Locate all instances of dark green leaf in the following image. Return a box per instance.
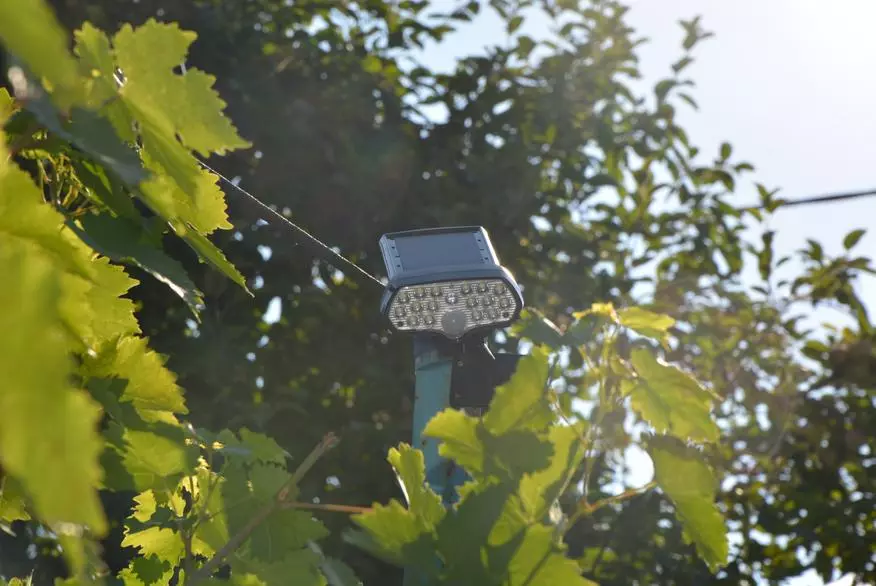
[843,229,866,250]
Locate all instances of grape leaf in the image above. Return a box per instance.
[0,242,107,536]
[423,410,552,481]
[0,88,16,120]
[422,409,483,474]
[66,250,141,347]
[0,158,93,280]
[121,426,193,494]
[617,307,676,341]
[518,424,585,521]
[239,428,291,465]
[131,490,157,523]
[320,558,361,586]
[66,108,147,186]
[218,463,328,562]
[483,347,553,435]
[122,527,185,564]
[119,556,174,586]
[139,154,232,234]
[73,23,136,142]
[387,444,444,525]
[648,436,728,571]
[0,476,30,523]
[629,348,719,443]
[112,19,250,157]
[347,501,434,567]
[85,335,187,416]
[499,525,597,586]
[177,226,251,293]
[0,0,83,108]
[229,550,325,586]
[437,483,514,581]
[74,212,204,312]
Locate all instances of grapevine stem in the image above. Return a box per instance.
[186,433,339,586]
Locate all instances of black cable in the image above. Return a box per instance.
[753,188,876,210]
[198,159,386,290]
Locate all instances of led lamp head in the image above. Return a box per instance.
[378,226,524,340]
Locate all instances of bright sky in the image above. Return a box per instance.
[413,2,876,585]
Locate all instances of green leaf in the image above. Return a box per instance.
[387,444,445,525]
[648,436,728,571]
[239,428,291,465]
[518,425,585,521]
[483,347,553,435]
[628,348,719,443]
[843,229,866,250]
[320,558,361,586]
[73,23,137,142]
[85,335,187,416]
[131,490,157,523]
[60,249,141,348]
[176,225,251,294]
[0,476,31,523]
[0,159,93,280]
[74,212,204,312]
[510,309,565,348]
[219,463,328,562]
[191,470,228,557]
[0,0,83,107]
[423,410,552,481]
[347,501,434,567]
[121,425,193,493]
[437,483,513,582]
[499,525,597,585]
[121,527,185,564]
[229,550,326,586]
[65,107,147,187]
[139,158,232,234]
[617,307,676,340]
[507,15,524,34]
[113,19,250,157]
[0,242,107,536]
[119,556,174,586]
[70,157,139,219]
[423,410,484,474]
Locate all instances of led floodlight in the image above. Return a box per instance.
[378,226,524,339]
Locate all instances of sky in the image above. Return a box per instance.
[409,2,876,585]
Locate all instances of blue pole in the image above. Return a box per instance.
[404,336,464,586]
[410,335,456,505]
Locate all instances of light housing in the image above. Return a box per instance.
[378,226,524,339]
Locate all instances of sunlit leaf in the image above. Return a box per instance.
[483,347,553,435]
[648,436,728,571]
[113,19,250,157]
[0,243,106,536]
[85,335,187,416]
[387,444,445,525]
[617,307,676,341]
[629,348,719,443]
[0,0,83,107]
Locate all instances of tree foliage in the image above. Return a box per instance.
[1,1,873,585]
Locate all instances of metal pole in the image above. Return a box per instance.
[411,335,456,504]
[404,335,463,586]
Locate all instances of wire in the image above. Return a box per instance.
[743,187,876,211]
[769,188,876,209]
[197,159,386,289]
[201,147,875,289]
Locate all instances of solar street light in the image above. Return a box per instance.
[378,226,524,339]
